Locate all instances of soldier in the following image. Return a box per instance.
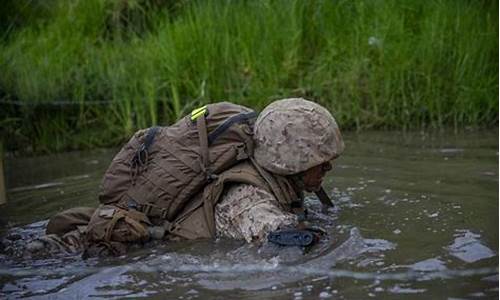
[24,98,344,257]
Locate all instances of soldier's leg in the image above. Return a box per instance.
[25,207,95,257]
[46,207,95,235]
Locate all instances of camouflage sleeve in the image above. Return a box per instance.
[215,183,298,243]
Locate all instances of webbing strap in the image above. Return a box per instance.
[196,114,211,179]
[249,157,288,206]
[315,186,334,208]
[132,126,159,165]
[138,203,169,220]
[207,111,257,145]
[130,126,160,183]
[143,126,159,150]
[104,211,125,242]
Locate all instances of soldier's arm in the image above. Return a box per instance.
[215,183,298,243]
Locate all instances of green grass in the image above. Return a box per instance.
[0,0,498,153]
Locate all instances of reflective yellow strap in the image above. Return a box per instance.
[190,105,208,121]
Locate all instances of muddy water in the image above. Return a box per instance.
[0,131,498,299]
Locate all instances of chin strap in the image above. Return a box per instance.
[315,186,334,208]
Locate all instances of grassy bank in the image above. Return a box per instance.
[0,0,498,153]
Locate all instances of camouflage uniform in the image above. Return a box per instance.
[215,184,298,242]
[25,98,344,256]
[215,98,344,243]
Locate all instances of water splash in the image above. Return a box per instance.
[446,230,496,263]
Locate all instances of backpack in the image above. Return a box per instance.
[98,102,257,223]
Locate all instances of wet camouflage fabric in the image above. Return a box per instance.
[24,207,94,256]
[254,98,344,175]
[25,229,85,256]
[215,183,298,242]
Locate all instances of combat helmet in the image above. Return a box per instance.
[253,98,344,175]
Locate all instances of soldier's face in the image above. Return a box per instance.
[302,161,333,192]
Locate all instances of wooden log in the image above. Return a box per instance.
[0,142,6,205]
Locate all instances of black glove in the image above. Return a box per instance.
[267,228,321,247]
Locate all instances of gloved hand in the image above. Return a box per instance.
[267,227,324,247]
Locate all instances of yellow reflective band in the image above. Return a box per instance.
[191,110,204,120]
[190,105,207,121]
[192,106,206,115]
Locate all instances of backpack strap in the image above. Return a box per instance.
[130,126,160,183]
[136,126,159,164]
[207,111,257,145]
[249,156,289,206]
[200,162,273,236]
[125,198,174,231]
[196,113,214,181]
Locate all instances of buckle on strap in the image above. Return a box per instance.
[139,203,169,220]
[140,203,153,216]
[162,219,173,232]
[160,209,168,220]
[127,199,139,210]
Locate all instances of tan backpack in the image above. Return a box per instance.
[98,102,257,223]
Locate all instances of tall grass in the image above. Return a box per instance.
[0,0,498,153]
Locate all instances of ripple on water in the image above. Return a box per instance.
[388,284,427,294]
[409,258,447,272]
[1,131,498,299]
